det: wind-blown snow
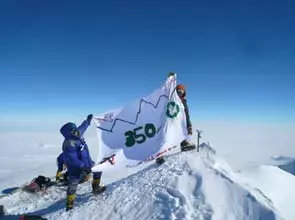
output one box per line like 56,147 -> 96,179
0,144 -> 285,220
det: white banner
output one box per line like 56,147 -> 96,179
91,74 -> 188,172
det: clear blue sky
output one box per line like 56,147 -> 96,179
0,0 -> 294,123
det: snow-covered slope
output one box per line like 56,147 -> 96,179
237,164 -> 295,220
0,144 -> 285,220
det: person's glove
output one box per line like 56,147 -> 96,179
55,171 -> 63,182
86,114 -> 93,125
187,126 -> 193,135
168,72 -> 175,77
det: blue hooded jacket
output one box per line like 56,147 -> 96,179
60,120 -> 95,176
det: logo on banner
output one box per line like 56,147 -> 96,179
166,101 -> 180,118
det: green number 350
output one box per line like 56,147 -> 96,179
124,123 -> 157,147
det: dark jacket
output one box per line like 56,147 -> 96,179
181,98 -> 192,130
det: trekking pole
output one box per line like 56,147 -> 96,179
196,129 -> 202,152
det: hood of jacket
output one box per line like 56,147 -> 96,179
60,122 -> 78,139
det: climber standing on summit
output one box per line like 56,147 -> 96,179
59,114 -> 106,211
169,72 -> 196,151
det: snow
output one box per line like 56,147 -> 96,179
0,124 -> 295,220
0,138 -> 290,220
237,165 -> 295,220
196,121 -> 295,171
0,132 -> 62,193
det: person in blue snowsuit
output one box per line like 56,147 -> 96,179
59,114 -> 103,211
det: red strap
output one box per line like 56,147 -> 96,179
108,155 -> 115,165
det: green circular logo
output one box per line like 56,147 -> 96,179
166,101 -> 180,118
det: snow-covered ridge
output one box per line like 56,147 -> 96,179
0,143 -> 287,220
237,161 -> 295,220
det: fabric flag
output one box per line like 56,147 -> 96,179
91,74 -> 189,172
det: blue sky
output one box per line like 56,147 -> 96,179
0,0 -> 294,124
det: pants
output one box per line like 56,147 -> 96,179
67,171 -> 102,195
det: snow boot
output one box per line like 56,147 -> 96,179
66,194 -> 75,211
92,178 -> 106,195
180,140 -> 196,151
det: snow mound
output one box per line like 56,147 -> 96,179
0,144 -> 283,220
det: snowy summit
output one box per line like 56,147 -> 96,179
1,143 -> 292,220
